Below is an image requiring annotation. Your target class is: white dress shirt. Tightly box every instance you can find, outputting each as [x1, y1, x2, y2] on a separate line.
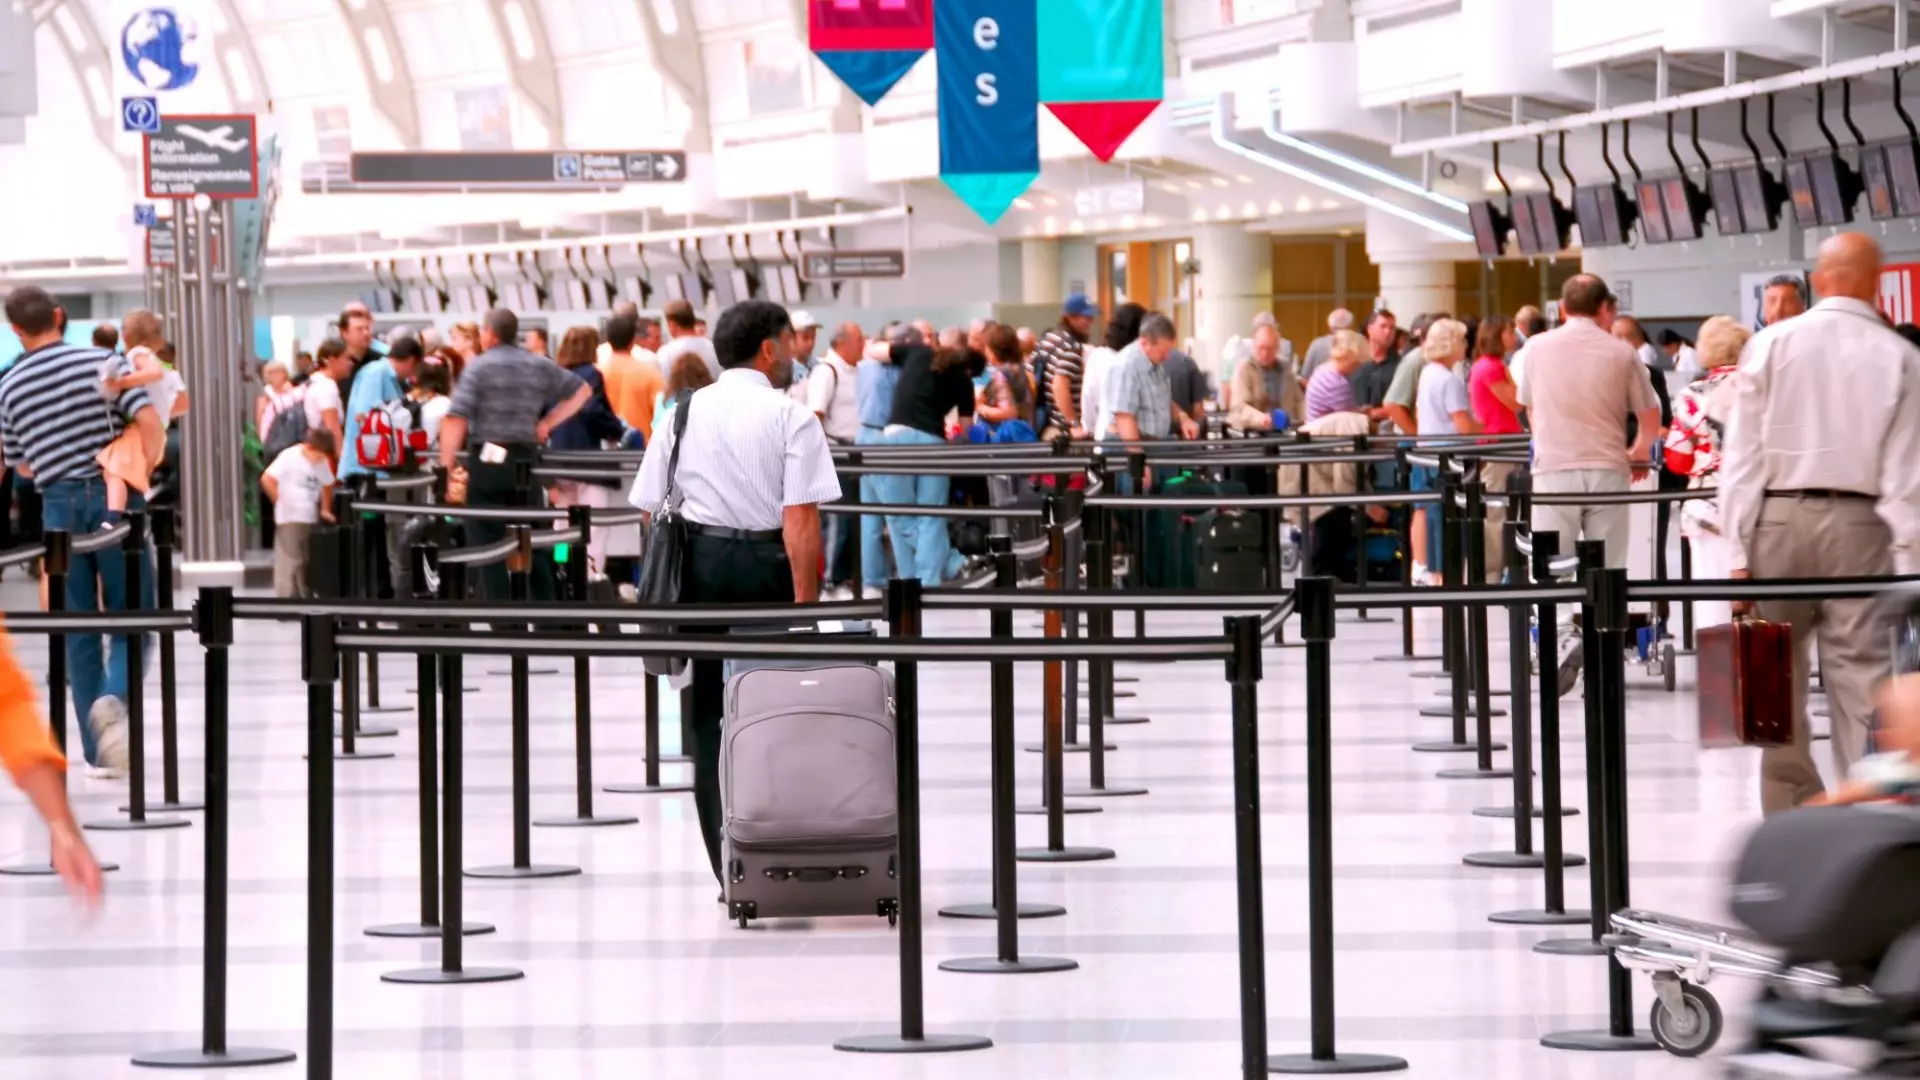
[1719, 296, 1920, 574]
[628, 367, 842, 531]
[806, 353, 861, 444]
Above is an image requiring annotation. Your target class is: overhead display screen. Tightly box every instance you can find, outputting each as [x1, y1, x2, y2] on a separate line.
[1784, 156, 1820, 228]
[1661, 178, 1701, 242]
[1636, 180, 1670, 243]
[1708, 169, 1742, 232]
[1468, 201, 1506, 259]
[1864, 144, 1897, 221]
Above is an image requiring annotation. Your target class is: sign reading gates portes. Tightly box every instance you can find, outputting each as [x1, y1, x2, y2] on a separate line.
[143, 113, 258, 198]
[801, 250, 908, 281]
[347, 150, 687, 187]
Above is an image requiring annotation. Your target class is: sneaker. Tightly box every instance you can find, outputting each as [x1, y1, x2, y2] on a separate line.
[822, 584, 854, 602]
[1555, 629, 1584, 699]
[89, 695, 130, 773]
[1412, 563, 1437, 587]
[85, 764, 125, 781]
[616, 583, 639, 603]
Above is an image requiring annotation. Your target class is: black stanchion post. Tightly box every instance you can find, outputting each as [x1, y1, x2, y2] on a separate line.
[1678, 535, 1696, 651]
[1270, 581, 1407, 1076]
[92, 513, 188, 832]
[1086, 456, 1148, 722]
[1067, 496, 1144, 798]
[848, 450, 864, 601]
[1127, 447, 1147, 639]
[1535, 539, 1613, 956]
[939, 537, 1074, 960]
[538, 506, 636, 829]
[604, 665, 694, 795]
[1018, 495, 1111, 859]
[1378, 447, 1440, 663]
[1495, 530, 1591, 926]
[1413, 470, 1477, 754]
[1223, 614, 1270, 1080]
[328, 492, 395, 760]
[2, 533, 118, 877]
[149, 506, 199, 811]
[303, 614, 336, 1078]
[134, 588, 294, 1069]
[1437, 480, 1511, 780]
[344, 489, 401, 726]
[835, 580, 992, 1056]
[1542, 566, 1656, 1053]
[468, 527, 579, 879]
[385, 561, 520, 986]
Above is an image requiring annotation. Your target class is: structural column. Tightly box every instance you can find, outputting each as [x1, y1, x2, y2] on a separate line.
[1376, 260, 1458, 320]
[1192, 223, 1273, 382]
[1020, 239, 1063, 306]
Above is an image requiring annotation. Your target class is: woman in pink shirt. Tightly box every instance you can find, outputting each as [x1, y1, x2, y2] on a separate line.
[1467, 317, 1522, 579]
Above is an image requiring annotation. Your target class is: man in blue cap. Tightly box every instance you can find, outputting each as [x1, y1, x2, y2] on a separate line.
[1035, 293, 1097, 439]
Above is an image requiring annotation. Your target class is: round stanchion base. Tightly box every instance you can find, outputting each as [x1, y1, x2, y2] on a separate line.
[834, 1033, 993, 1055]
[410, 686, 479, 695]
[1103, 714, 1151, 725]
[1267, 1051, 1410, 1074]
[366, 920, 494, 938]
[1434, 688, 1511, 699]
[463, 863, 582, 880]
[1463, 850, 1586, 869]
[340, 723, 400, 739]
[1114, 675, 1139, 684]
[1436, 766, 1514, 781]
[1474, 805, 1579, 819]
[1490, 908, 1591, 926]
[381, 966, 525, 985]
[1410, 669, 1452, 679]
[1015, 845, 1115, 863]
[1538, 1029, 1657, 1052]
[602, 781, 694, 795]
[1021, 743, 1117, 754]
[84, 815, 190, 832]
[938, 955, 1079, 974]
[1534, 936, 1610, 957]
[1014, 803, 1100, 816]
[1064, 785, 1149, 798]
[938, 901, 1066, 920]
[1410, 740, 1486, 754]
[304, 749, 397, 762]
[0, 859, 118, 876]
[1420, 705, 1507, 719]
[131, 1046, 298, 1069]
[340, 703, 412, 716]
[486, 666, 561, 677]
[119, 799, 203, 813]
[1375, 654, 1443, 663]
[1076, 689, 1137, 700]
[532, 813, 640, 828]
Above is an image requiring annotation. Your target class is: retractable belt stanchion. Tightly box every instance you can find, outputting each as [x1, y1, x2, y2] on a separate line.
[326, 493, 394, 762]
[1269, 579, 1407, 1076]
[342, 493, 398, 734]
[1224, 613, 1272, 1080]
[847, 449, 864, 602]
[1379, 447, 1441, 665]
[133, 587, 296, 1070]
[302, 614, 336, 1079]
[468, 526, 580, 880]
[1437, 481, 1511, 780]
[1535, 539, 1614, 958]
[603, 666, 693, 795]
[835, 580, 993, 1057]
[1493, 529, 1591, 927]
[939, 538, 1076, 966]
[536, 506, 637, 829]
[486, 460, 558, 676]
[90, 513, 189, 832]
[1128, 448, 1148, 640]
[1679, 536, 1696, 652]
[367, 545, 493, 940]
[1024, 492, 1110, 761]
[1085, 457, 1149, 722]
[351, 476, 406, 721]
[2, 533, 118, 876]
[1068, 494, 1145, 799]
[147, 506, 201, 812]
[1412, 471, 1479, 755]
[385, 558, 519, 985]
[1346, 434, 1391, 625]
[1542, 566, 1656, 1054]
[1410, 461, 1456, 683]
[1018, 496, 1112, 860]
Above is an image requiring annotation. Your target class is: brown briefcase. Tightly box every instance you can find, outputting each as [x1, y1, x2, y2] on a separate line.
[1698, 617, 1796, 748]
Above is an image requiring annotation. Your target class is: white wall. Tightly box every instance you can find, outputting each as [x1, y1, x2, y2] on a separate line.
[1582, 226, 1806, 319]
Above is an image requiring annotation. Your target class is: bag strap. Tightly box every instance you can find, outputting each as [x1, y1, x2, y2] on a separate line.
[661, 389, 693, 511]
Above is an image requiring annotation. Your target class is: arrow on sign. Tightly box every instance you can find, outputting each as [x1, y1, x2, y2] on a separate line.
[657, 154, 680, 180]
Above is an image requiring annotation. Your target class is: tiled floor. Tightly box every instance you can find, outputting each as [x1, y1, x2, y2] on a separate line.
[0, 580, 1798, 1079]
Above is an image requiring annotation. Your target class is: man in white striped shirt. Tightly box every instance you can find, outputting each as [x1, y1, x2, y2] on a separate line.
[629, 299, 841, 883]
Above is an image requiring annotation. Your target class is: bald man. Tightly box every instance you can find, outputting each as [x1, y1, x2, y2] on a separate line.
[1721, 232, 1920, 815]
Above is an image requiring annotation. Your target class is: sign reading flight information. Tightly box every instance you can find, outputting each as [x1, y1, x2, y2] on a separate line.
[142, 113, 258, 198]
[347, 151, 688, 187]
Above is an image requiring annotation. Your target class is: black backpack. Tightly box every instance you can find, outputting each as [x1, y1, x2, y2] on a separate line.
[262, 397, 309, 461]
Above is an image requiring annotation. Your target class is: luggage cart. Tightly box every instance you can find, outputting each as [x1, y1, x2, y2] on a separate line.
[1607, 908, 1848, 1057]
[1633, 617, 1680, 692]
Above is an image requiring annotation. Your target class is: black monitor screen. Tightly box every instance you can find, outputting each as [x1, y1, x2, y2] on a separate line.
[1530, 193, 1565, 252]
[1735, 165, 1773, 233]
[1469, 201, 1504, 258]
[1708, 169, 1743, 234]
[1785, 157, 1820, 227]
[1637, 180, 1670, 243]
[1510, 195, 1540, 254]
[1887, 140, 1920, 218]
[1573, 186, 1605, 246]
[1807, 152, 1850, 225]
[1662, 178, 1700, 241]
[1864, 144, 1897, 221]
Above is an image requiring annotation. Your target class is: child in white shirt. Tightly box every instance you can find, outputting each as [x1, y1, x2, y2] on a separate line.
[261, 429, 338, 598]
[96, 310, 177, 524]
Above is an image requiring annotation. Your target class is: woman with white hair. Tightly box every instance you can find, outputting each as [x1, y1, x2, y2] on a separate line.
[1411, 318, 1479, 583]
[1662, 315, 1751, 628]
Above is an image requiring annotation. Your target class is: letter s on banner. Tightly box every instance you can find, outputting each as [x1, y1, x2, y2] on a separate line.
[976, 73, 998, 106]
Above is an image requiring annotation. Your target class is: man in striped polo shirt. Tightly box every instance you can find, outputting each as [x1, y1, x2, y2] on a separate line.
[1036, 294, 1097, 439]
[0, 287, 162, 776]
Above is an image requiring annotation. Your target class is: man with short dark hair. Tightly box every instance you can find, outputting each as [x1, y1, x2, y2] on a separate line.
[598, 312, 664, 440]
[1763, 274, 1808, 327]
[524, 327, 549, 357]
[1354, 309, 1404, 427]
[636, 316, 663, 354]
[658, 298, 720, 382]
[438, 308, 591, 598]
[0, 286, 163, 776]
[338, 306, 378, 400]
[1104, 313, 1198, 444]
[629, 299, 840, 886]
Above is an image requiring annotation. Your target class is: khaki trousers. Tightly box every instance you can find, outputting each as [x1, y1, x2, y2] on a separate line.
[1749, 495, 1893, 815]
[1480, 460, 1520, 582]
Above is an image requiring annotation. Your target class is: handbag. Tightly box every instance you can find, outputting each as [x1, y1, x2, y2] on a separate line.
[636, 391, 694, 677]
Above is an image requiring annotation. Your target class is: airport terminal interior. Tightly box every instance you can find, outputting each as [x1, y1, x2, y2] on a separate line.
[3, 0, 1920, 1077]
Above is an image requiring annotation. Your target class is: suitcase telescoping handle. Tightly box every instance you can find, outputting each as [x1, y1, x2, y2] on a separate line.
[763, 865, 870, 883]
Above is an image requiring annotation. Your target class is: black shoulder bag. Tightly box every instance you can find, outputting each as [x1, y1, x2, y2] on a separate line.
[636, 391, 694, 676]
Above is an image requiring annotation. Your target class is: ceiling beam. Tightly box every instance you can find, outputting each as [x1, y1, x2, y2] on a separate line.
[332, 0, 420, 148]
[482, 0, 562, 148]
[636, 0, 711, 153]
[34, 0, 113, 152]
[208, 0, 268, 114]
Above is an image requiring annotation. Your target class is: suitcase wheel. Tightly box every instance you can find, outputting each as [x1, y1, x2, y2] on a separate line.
[728, 900, 757, 929]
[878, 898, 899, 928]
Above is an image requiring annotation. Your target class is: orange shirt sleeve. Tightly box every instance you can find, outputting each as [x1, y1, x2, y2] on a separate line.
[0, 626, 63, 783]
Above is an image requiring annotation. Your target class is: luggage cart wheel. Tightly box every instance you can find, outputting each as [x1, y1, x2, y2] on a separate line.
[1648, 981, 1722, 1057]
[1662, 642, 1677, 691]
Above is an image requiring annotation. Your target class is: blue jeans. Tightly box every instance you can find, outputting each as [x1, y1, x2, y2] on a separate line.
[875, 427, 965, 587]
[855, 427, 893, 591]
[1410, 464, 1441, 569]
[40, 477, 155, 765]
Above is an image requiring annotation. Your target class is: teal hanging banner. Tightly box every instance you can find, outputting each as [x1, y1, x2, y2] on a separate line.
[1037, 0, 1163, 162]
[936, 0, 1038, 223]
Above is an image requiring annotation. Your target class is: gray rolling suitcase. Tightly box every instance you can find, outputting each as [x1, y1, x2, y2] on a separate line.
[720, 663, 899, 927]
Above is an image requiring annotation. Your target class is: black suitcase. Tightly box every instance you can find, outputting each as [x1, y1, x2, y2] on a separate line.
[1194, 510, 1266, 590]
